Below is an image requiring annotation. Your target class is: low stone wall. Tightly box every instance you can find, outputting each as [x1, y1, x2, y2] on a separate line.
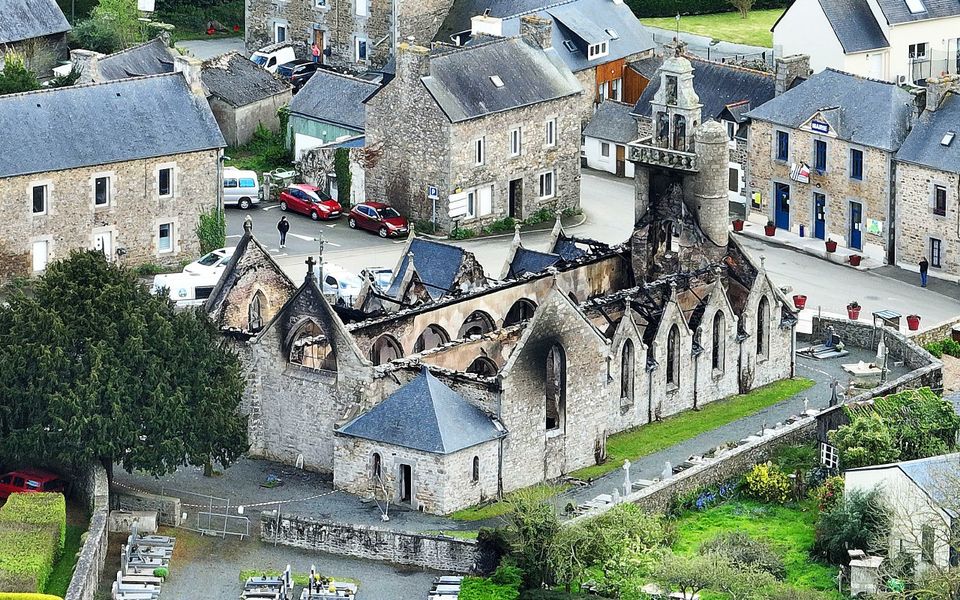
[910, 316, 960, 347]
[260, 513, 485, 573]
[112, 489, 182, 527]
[810, 316, 941, 375]
[65, 463, 110, 600]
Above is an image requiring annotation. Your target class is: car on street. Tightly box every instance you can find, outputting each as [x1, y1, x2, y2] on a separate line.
[279, 184, 342, 221]
[0, 469, 66, 499]
[321, 264, 363, 306]
[348, 202, 409, 238]
[182, 247, 235, 277]
[361, 266, 393, 289]
[153, 247, 235, 306]
[276, 59, 321, 91]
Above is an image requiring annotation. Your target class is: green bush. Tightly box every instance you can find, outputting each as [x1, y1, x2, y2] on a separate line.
[814, 488, 891, 564]
[155, 0, 244, 35]
[0, 493, 66, 552]
[196, 207, 226, 255]
[482, 217, 517, 235]
[0, 54, 40, 97]
[459, 575, 521, 600]
[523, 208, 554, 226]
[744, 462, 790, 504]
[810, 476, 844, 512]
[699, 531, 786, 579]
[924, 338, 960, 359]
[626, 0, 788, 18]
[333, 148, 352, 208]
[0, 523, 60, 593]
[449, 227, 476, 240]
[68, 17, 125, 53]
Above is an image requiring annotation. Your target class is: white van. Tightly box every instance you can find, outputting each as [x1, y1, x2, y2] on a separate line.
[320, 264, 363, 307]
[151, 247, 235, 306]
[223, 168, 260, 209]
[250, 42, 297, 73]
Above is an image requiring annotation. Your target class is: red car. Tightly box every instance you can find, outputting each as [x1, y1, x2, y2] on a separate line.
[348, 202, 409, 238]
[279, 184, 342, 221]
[0, 469, 66, 499]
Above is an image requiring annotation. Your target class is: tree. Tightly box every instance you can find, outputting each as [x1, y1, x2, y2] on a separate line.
[334, 148, 352, 208]
[502, 490, 561, 588]
[829, 412, 900, 469]
[0, 54, 40, 96]
[70, 0, 143, 54]
[814, 488, 891, 564]
[0, 251, 248, 481]
[652, 552, 721, 599]
[729, 0, 755, 18]
[196, 206, 226, 254]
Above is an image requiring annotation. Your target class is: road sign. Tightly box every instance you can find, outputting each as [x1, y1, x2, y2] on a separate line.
[427, 185, 439, 200]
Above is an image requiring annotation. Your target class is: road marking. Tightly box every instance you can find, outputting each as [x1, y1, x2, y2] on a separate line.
[325, 224, 337, 228]
[262, 205, 280, 211]
[289, 233, 317, 242]
[226, 234, 241, 239]
[326, 241, 341, 247]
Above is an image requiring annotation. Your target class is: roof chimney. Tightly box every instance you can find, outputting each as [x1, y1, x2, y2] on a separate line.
[520, 14, 553, 50]
[174, 54, 206, 97]
[471, 14, 503, 37]
[774, 54, 810, 96]
[925, 74, 960, 112]
[396, 40, 431, 84]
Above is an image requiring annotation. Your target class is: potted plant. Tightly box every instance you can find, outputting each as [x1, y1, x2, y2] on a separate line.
[732, 218, 745, 232]
[849, 254, 862, 267]
[764, 220, 776, 236]
[907, 314, 921, 331]
[793, 294, 807, 310]
[825, 238, 838, 253]
[847, 301, 861, 320]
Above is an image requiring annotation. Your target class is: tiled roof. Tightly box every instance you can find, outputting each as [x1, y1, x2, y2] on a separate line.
[508, 247, 560, 278]
[583, 100, 638, 144]
[290, 68, 380, 130]
[0, 0, 69, 44]
[896, 92, 960, 173]
[97, 38, 175, 81]
[202, 52, 291, 107]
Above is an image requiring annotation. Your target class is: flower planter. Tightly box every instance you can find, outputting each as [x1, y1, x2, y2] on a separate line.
[907, 314, 921, 331]
[825, 240, 838, 253]
[732, 219, 745, 232]
[793, 294, 807, 310]
[764, 225, 776, 237]
[849, 255, 862, 267]
[847, 306, 861, 320]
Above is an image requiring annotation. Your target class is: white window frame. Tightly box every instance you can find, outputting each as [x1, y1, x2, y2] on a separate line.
[473, 137, 485, 166]
[587, 41, 608, 60]
[354, 36, 368, 62]
[274, 22, 288, 43]
[545, 118, 557, 147]
[820, 443, 839, 470]
[609, 77, 621, 101]
[30, 183, 48, 215]
[538, 170, 555, 199]
[909, 42, 928, 60]
[600, 141, 611, 158]
[158, 221, 174, 254]
[509, 127, 522, 157]
[355, 0, 367, 16]
[92, 228, 115, 261]
[478, 185, 493, 216]
[93, 174, 112, 208]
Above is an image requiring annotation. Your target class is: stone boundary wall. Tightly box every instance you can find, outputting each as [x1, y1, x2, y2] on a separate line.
[260, 513, 484, 573]
[909, 316, 960, 348]
[65, 463, 110, 600]
[112, 489, 182, 527]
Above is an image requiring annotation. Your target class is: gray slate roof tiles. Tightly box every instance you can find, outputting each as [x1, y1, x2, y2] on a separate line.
[875, 0, 960, 23]
[423, 37, 581, 123]
[819, 0, 889, 53]
[202, 52, 291, 108]
[509, 247, 560, 278]
[744, 69, 914, 152]
[289, 68, 380, 130]
[0, 0, 70, 44]
[583, 100, 638, 144]
[388, 238, 465, 299]
[97, 38, 175, 81]
[338, 367, 504, 454]
[0, 73, 226, 179]
[896, 93, 960, 173]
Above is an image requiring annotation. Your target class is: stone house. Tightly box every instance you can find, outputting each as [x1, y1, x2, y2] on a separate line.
[365, 29, 583, 232]
[745, 68, 915, 263]
[0, 0, 70, 75]
[202, 52, 293, 146]
[434, 0, 655, 122]
[74, 37, 176, 83]
[0, 73, 225, 278]
[581, 100, 638, 179]
[894, 76, 960, 282]
[288, 68, 379, 159]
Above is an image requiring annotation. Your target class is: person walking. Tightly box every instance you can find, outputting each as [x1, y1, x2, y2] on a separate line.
[278, 216, 290, 249]
[311, 42, 321, 63]
[919, 257, 929, 288]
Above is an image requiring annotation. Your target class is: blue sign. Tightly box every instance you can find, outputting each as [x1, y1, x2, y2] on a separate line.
[427, 185, 439, 200]
[811, 120, 830, 134]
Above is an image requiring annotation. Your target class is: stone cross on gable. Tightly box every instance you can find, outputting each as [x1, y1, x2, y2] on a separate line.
[243, 214, 253, 233]
[305, 256, 316, 283]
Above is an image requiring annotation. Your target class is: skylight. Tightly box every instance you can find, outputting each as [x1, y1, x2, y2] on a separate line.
[605, 28, 619, 40]
[563, 40, 577, 52]
[905, 0, 926, 14]
[490, 75, 504, 88]
[942, 131, 956, 147]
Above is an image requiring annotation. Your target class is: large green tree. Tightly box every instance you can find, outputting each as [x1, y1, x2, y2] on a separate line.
[0, 251, 248, 480]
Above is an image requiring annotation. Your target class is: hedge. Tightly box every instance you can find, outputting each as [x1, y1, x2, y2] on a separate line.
[627, 0, 789, 18]
[0, 523, 60, 593]
[0, 594, 64, 600]
[0, 494, 66, 551]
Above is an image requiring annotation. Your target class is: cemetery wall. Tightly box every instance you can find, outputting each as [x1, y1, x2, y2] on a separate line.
[65, 463, 110, 600]
[909, 315, 960, 347]
[112, 488, 183, 527]
[260, 513, 486, 573]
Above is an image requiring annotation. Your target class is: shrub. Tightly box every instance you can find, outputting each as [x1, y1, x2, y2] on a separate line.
[924, 338, 960, 359]
[489, 565, 523, 588]
[0, 54, 40, 96]
[153, 567, 169, 579]
[449, 227, 476, 240]
[699, 531, 786, 579]
[195, 207, 226, 255]
[333, 148, 352, 208]
[68, 17, 125, 53]
[814, 488, 891, 564]
[0, 594, 65, 600]
[0, 522, 60, 593]
[482, 217, 516, 235]
[0, 493, 66, 551]
[459, 575, 520, 600]
[811, 476, 844, 512]
[524, 208, 554, 225]
[744, 462, 790, 504]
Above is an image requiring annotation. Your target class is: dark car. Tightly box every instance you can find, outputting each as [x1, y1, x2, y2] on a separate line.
[276, 60, 320, 90]
[279, 184, 342, 221]
[0, 469, 66, 499]
[348, 202, 409, 238]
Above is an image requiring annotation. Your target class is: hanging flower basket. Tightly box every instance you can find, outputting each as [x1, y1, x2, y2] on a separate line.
[732, 219, 745, 232]
[849, 254, 862, 267]
[907, 314, 921, 331]
[793, 294, 807, 310]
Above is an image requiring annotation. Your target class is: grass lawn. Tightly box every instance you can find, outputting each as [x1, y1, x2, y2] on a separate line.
[570, 378, 814, 481]
[450, 483, 569, 522]
[639, 8, 783, 47]
[43, 524, 86, 597]
[423, 530, 480, 540]
[673, 499, 841, 598]
[239, 570, 360, 587]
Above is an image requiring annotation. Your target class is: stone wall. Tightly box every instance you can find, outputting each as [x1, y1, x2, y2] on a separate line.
[210, 90, 293, 146]
[910, 316, 960, 348]
[894, 161, 960, 280]
[112, 489, 184, 527]
[65, 463, 110, 600]
[260, 513, 486, 572]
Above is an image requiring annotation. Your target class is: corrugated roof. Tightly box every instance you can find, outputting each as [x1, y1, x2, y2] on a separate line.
[819, 0, 889, 53]
[896, 92, 960, 172]
[338, 367, 504, 454]
[289, 68, 379, 131]
[634, 56, 774, 124]
[875, 0, 960, 23]
[423, 37, 581, 123]
[0, 74, 226, 179]
[744, 69, 914, 152]
[583, 100, 638, 144]
[202, 52, 291, 107]
[97, 38, 175, 81]
[388, 238, 465, 299]
[0, 0, 70, 44]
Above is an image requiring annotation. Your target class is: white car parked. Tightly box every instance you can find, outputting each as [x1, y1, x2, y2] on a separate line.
[320, 264, 363, 306]
[152, 247, 235, 306]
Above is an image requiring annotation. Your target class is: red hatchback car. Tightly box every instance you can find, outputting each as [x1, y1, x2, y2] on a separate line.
[0, 469, 66, 499]
[279, 184, 342, 221]
[348, 202, 409, 238]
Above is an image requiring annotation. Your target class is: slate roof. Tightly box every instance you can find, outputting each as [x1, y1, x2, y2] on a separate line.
[819, 0, 889, 53]
[744, 69, 914, 152]
[202, 52, 291, 107]
[387, 238, 466, 300]
[583, 100, 638, 144]
[875, 0, 960, 23]
[553, 235, 586, 260]
[435, 0, 558, 40]
[629, 56, 662, 80]
[634, 56, 774, 124]
[338, 367, 504, 454]
[97, 38, 175, 81]
[848, 453, 960, 516]
[289, 69, 379, 130]
[423, 37, 581, 123]
[0, 0, 70, 45]
[0, 74, 226, 179]
[508, 247, 560, 278]
[896, 93, 960, 173]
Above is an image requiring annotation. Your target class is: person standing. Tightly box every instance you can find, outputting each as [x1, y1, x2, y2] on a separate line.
[278, 216, 290, 249]
[311, 42, 321, 64]
[919, 257, 929, 288]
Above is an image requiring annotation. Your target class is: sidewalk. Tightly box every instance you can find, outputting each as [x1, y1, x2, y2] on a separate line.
[735, 218, 882, 271]
[874, 265, 959, 301]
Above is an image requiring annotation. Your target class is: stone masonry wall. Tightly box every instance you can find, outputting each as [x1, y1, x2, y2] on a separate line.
[65, 463, 109, 600]
[0, 149, 220, 279]
[261, 513, 485, 572]
[894, 162, 960, 280]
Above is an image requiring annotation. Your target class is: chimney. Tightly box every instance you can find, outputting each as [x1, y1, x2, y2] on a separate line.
[774, 54, 810, 96]
[520, 14, 552, 50]
[396, 39, 431, 84]
[925, 74, 960, 112]
[174, 54, 206, 97]
[471, 14, 503, 37]
[69, 49, 103, 83]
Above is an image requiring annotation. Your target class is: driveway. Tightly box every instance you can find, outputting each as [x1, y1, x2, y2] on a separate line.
[176, 37, 246, 60]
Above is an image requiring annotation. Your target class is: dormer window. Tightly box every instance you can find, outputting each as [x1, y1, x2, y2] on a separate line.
[942, 131, 956, 147]
[587, 41, 608, 60]
[490, 75, 504, 88]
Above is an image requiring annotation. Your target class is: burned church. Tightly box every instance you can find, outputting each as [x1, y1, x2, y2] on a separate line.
[205, 50, 797, 515]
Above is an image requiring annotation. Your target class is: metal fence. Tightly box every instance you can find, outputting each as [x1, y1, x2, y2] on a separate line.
[158, 486, 250, 540]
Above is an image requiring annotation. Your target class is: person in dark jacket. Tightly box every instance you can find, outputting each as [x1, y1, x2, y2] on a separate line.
[278, 216, 290, 249]
[919, 257, 929, 288]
